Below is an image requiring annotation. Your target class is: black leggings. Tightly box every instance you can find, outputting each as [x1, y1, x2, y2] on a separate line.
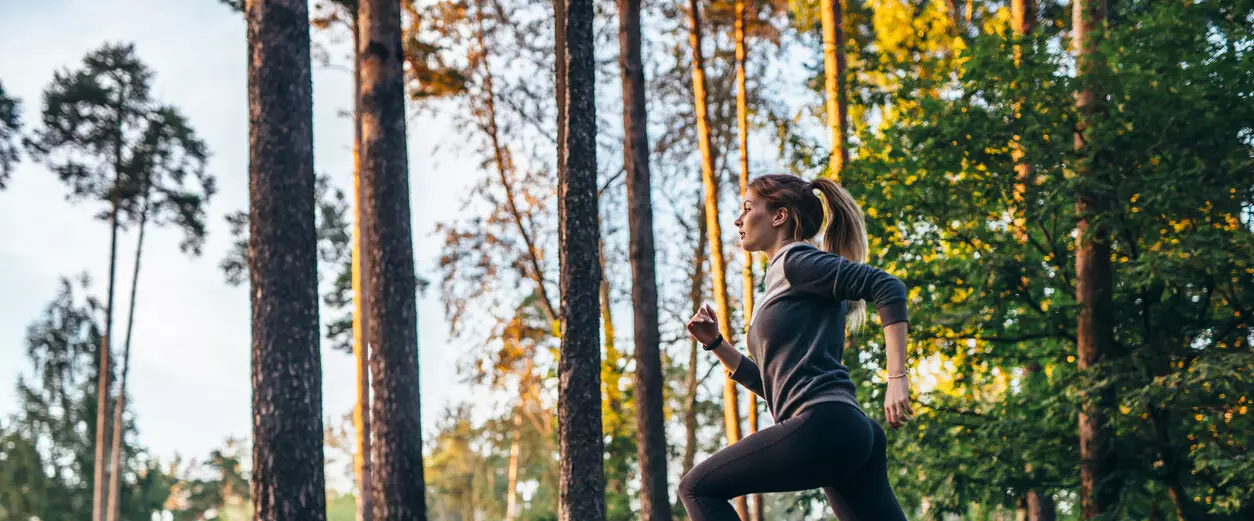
[678, 402, 907, 521]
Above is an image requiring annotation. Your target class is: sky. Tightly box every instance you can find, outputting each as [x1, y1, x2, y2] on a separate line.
[0, 0, 479, 469]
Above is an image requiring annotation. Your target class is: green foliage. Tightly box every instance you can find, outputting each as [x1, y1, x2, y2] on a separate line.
[0, 276, 172, 521]
[25, 43, 215, 250]
[25, 43, 153, 219]
[840, 0, 1254, 517]
[0, 80, 20, 188]
[164, 439, 251, 521]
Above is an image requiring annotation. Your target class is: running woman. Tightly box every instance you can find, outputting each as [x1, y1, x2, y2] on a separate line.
[682, 173, 914, 521]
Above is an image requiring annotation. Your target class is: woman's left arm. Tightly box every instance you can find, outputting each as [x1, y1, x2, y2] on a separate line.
[882, 321, 914, 429]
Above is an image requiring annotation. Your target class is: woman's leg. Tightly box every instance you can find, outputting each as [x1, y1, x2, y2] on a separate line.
[678, 403, 873, 521]
[822, 420, 909, 521]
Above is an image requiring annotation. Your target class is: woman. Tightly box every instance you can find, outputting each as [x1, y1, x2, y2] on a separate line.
[682, 173, 913, 521]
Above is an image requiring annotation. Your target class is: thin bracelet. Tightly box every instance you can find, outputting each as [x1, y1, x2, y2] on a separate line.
[887, 371, 908, 379]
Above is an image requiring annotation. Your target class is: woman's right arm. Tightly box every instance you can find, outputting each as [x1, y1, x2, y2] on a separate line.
[687, 304, 766, 399]
[710, 338, 766, 399]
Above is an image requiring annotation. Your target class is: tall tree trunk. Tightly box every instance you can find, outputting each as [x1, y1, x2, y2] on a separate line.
[358, 0, 427, 519]
[105, 181, 152, 521]
[617, 0, 672, 519]
[92, 105, 126, 521]
[245, 1, 327, 520]
[682, 200, 708, 478]
[505, 407, 523, 521]
[557, 0, 606, 519]
[687, 0, 746, 515]
[554, 0, 568, 285]
[1010, 0, 1036, 244]
[734, 2, 763, 519]
[821, 0, 850, 178]
[553, 4, 569, 518]
[1073, 0, 1118, 518]
[350, 12, 375, 521]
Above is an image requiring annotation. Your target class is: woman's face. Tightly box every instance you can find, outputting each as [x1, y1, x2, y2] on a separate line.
[735, 189, 786, 252]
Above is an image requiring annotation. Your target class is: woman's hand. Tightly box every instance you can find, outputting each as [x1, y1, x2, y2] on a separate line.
[686, 303, 721, 347]
[884, 375, 914, 429]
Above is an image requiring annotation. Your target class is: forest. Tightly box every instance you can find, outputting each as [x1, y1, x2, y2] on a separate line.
[0, 0, 1251, 520]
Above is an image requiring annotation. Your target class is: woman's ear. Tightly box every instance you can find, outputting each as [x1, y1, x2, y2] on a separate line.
[772, 207, 789, 228]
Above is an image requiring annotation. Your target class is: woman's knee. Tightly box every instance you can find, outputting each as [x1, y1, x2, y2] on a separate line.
[678, 469, 702, 498]
[679, 467, 720, 500]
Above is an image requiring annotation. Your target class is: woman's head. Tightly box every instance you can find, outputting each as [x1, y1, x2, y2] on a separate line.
[735, 173, 870, 327]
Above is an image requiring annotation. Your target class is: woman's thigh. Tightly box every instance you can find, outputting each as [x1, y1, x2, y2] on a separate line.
[681, 403, 874, 500]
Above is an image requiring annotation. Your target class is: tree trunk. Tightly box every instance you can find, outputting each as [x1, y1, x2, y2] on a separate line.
[553, 4, 569, 519]
[1010, 0, 1036, 244]
[358, 0, 427, 519]
[245, 1, 327, 520]
[1073, 0, 1118, 518]
[616, 0, 672, 519]
[1012, 0, 1036, 36]
[105, 180, 151, 521]
[1024, 459, 1056, 521]
[734, 2, 763, 519]
[505, 407, 523, 521]
[821, 0, 850, 178]
[350, 12, 375, 521]
[687, 0, 746, 515]
[92, 110, 125, 521]
[682, 200, 708, 478]
[554, 0, 568, 283]
[557, 0, 606, 519]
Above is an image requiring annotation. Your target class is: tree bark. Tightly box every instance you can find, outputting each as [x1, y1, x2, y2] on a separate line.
[821, 0, 850, 178]
[682, 200, 708, 478]
[557, 0, 606, 519]
[1073, 0, 1118, 518]
[92, 92, 126, 521]
[105, 179, 151, 521]
[734, 2, 763, 518]
[554, 0, 567, 283]
[616, 0, 672, 519]
[245, 1, 328, 520]
[358, 0, 427, 519]
[350, 11, 375, 521]
[687, 0, 746, 515]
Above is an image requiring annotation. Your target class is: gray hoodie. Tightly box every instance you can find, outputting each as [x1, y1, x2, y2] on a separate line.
[730, 242, 909, 421]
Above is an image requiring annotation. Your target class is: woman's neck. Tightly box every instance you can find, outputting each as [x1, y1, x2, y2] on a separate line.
[765, 239, 798, 263]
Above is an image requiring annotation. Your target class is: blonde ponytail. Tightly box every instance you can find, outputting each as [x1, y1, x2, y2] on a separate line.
[811, 178, 869, 331]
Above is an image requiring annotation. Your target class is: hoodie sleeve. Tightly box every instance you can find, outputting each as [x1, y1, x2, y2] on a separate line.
[729, 353, 766, 399]
[782, 246, 909, 326]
